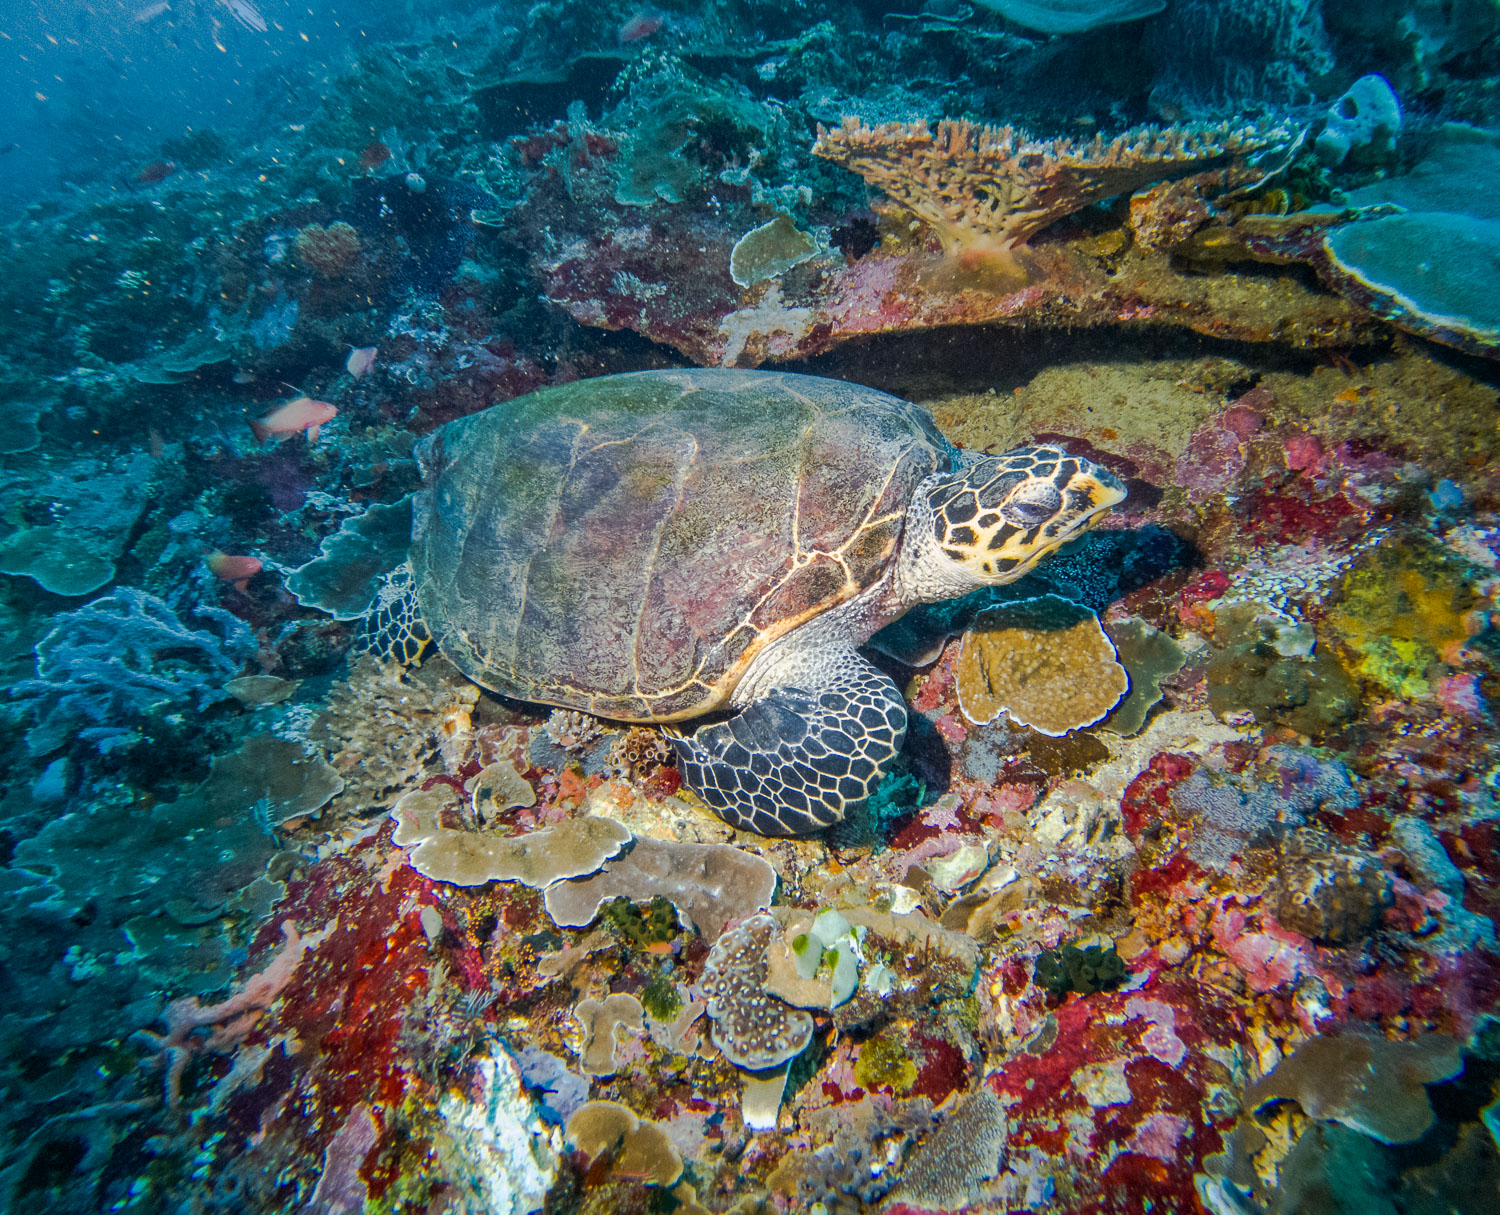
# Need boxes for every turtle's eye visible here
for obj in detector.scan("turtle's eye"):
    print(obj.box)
[1005,488,1061,527]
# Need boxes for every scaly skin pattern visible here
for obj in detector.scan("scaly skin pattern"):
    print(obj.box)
[672,641,907,836]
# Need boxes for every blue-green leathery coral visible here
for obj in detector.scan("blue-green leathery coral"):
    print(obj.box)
[1320,124,1500,356]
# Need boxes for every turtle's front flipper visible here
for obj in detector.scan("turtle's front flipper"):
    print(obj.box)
[358,563,432,666]
[670,650,907,836]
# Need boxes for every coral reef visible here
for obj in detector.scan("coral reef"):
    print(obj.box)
[886,1086,1009,1211]
[285,496,414,620]
[2,4,1500,1213]
[564,1100,683,1187]
[573,993,644,1077]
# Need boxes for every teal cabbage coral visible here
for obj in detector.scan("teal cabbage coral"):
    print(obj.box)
[1322,124,1500,355]
[286,496,413,620]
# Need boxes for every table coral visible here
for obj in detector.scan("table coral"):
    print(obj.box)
[813,115,1291,261]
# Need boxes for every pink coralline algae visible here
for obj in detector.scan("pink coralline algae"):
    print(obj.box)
[132,920,334,1109]
[1124,1112,1192,1163]
[1126,996,1188,1068]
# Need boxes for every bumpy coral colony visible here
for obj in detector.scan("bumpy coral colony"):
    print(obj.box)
[2,3,1500,1215]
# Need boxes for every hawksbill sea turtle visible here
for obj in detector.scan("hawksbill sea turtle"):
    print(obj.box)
[377,368,1124,837]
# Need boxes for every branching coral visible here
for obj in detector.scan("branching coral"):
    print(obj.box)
[132,921,333,1109]
[813,115,1292,257]
[12,587,257,755]
[311,655,480,811]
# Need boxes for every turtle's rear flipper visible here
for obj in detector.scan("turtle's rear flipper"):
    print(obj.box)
[671,651,907,836]
[357,563,432,666]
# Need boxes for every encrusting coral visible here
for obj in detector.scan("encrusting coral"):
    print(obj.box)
[813,115,1292,258]
[956,596,1129,735]
[1244,1032,1463,1145]
[543,836,777,942]
[391,792,632,887]
[564,1100,683,1187]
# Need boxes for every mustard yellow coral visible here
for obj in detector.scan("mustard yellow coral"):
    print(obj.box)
[1328,538,1486,698]
[956,596,1129,735]
[853,1029,917,1094]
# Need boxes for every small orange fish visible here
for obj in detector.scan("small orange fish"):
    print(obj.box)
[346,346,378,378]
[206,551,263,591]
[134,160,176,184]
[249,396,337,444]
[359,141,392,172]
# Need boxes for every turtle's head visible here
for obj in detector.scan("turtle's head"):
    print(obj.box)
[897,444,1126,604]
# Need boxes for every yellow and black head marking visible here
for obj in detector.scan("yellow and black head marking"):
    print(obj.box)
[926,444,1126,582]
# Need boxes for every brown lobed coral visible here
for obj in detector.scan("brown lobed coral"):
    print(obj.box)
[564,1100,683,1187]
[294,221,362,276]
[956,596,1129,736]
[543,836,777,942]
[390,792,632,887]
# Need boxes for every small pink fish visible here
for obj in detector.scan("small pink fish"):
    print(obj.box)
[249,396,337,444]
[207,551,263,591]
[346,346,378,378]
[619,9,665,43]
